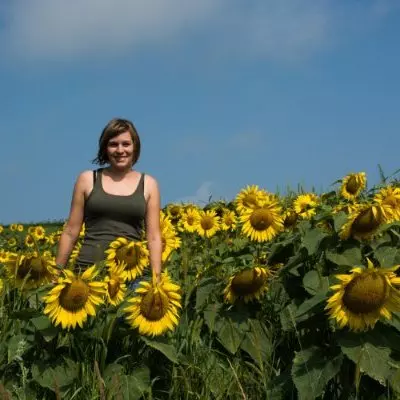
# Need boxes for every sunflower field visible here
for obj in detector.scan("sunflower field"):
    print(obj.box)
[2,172,400,399]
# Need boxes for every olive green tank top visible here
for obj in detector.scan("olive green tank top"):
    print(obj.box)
[76,168,146,266]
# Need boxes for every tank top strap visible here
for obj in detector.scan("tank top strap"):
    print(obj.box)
[138,172,145,194]
[93,168,103,189]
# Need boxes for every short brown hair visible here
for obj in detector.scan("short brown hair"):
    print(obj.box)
[93,118,141,166]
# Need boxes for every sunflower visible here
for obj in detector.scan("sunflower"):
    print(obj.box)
[374,186,400,222]
[0,249,8,263]
[224,267,269,304]
[124,271,182,336]
[195,210,220,238]
[4,251,57,289]
[43,266,106,330]
[161,229,181,262]
[69,241,82,267]
[220,210,238,231]
[165,204,183,222]
[17,224,24,232]
[0,225,4,234]
[340,172,366,201]
[160,211,175,233]
[0,278,3,294]
[105,238,149,281]
[332,202,360,215]
[24,234,35,248]
[235,185,268,214]
[283,209,298,229]
[179,208,200,233]
[10,224,17,231]
[105,264,127,306]
[33,225,46,240]
[340,203,391,241]
[240,197,283,242]
[7,238,17,248]
[293,193,319,219]
[325,259,400,331]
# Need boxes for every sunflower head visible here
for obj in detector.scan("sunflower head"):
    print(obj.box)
[283,209,298,228]
[340,172,367,201]
[124,271,182,336]
[43,266,106,330]
[340,203,389,241]
[105,264,126,306]
[293,193,319,219]
[326,259,400,331]
[374,186,400,222]
[224,267,269,304]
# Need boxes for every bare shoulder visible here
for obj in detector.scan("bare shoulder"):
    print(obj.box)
[74,170,94,192]
[143,174,160,201]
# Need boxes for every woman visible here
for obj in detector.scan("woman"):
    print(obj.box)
[55,118,162,283]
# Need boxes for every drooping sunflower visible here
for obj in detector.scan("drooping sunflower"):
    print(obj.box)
[340,203,391,241]
[105,238,149,281]
[374,185,400,222]
[340,172,367,201]
[293,193,320,219]
[5,251,57,289]
[235,185,268,214]
[240,197,283,242]
[195,210,220,238]
[179,208,200,233]
[105,264,127,306]
[43,266,106,330]
[325,259,400,331]
[220,210,238,231]
[224,267,269,304]
[124,271,182,336]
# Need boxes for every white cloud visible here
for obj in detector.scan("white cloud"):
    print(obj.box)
[175,181,214,205]
[0,0,331,61]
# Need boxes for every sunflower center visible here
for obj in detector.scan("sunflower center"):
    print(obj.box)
[140,289,169,320]
[187,215,195,225]
[108,279,120,299]
[250,209,273,231]
[59,280,90,311]
[384,195,398,208]
[345,176,360,195]
[170,207,180,217]
[342,272,388,314]
[200,216,214,231]
[116,245,140,268]
[352,207,382,233]
[231,268,266,296]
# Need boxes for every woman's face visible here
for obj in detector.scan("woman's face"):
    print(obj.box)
[106,131,134,169]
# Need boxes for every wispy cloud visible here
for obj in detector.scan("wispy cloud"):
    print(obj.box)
[0,0,332,61]
[175,181,214,205]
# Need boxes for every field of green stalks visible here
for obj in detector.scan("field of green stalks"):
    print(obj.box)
[1,171,400,399]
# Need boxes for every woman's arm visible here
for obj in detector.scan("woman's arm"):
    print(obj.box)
[144,175,162,282]
[55,172,89,269]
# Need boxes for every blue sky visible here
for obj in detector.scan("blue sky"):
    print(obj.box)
[1,0,400,224]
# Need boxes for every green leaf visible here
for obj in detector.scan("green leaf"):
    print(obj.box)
[31,358,78,393]
[301,229,328,255]
[374,246,400,267]
[31,315,59,342]
[141,336,178,363]
[7,334,32,363]
[195,277,218,310]
[203,302,222,332]
[333,212,348,232]
[325,247,362,267]
[295,293,327,322]
[302,270,329,296]
[291,347,343,400]
[9,308,41,320]
[106,366,151,400]
[240,320,272,369]
[280,303,297,332]
[339,334,393,386]
[217,318,245,354]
